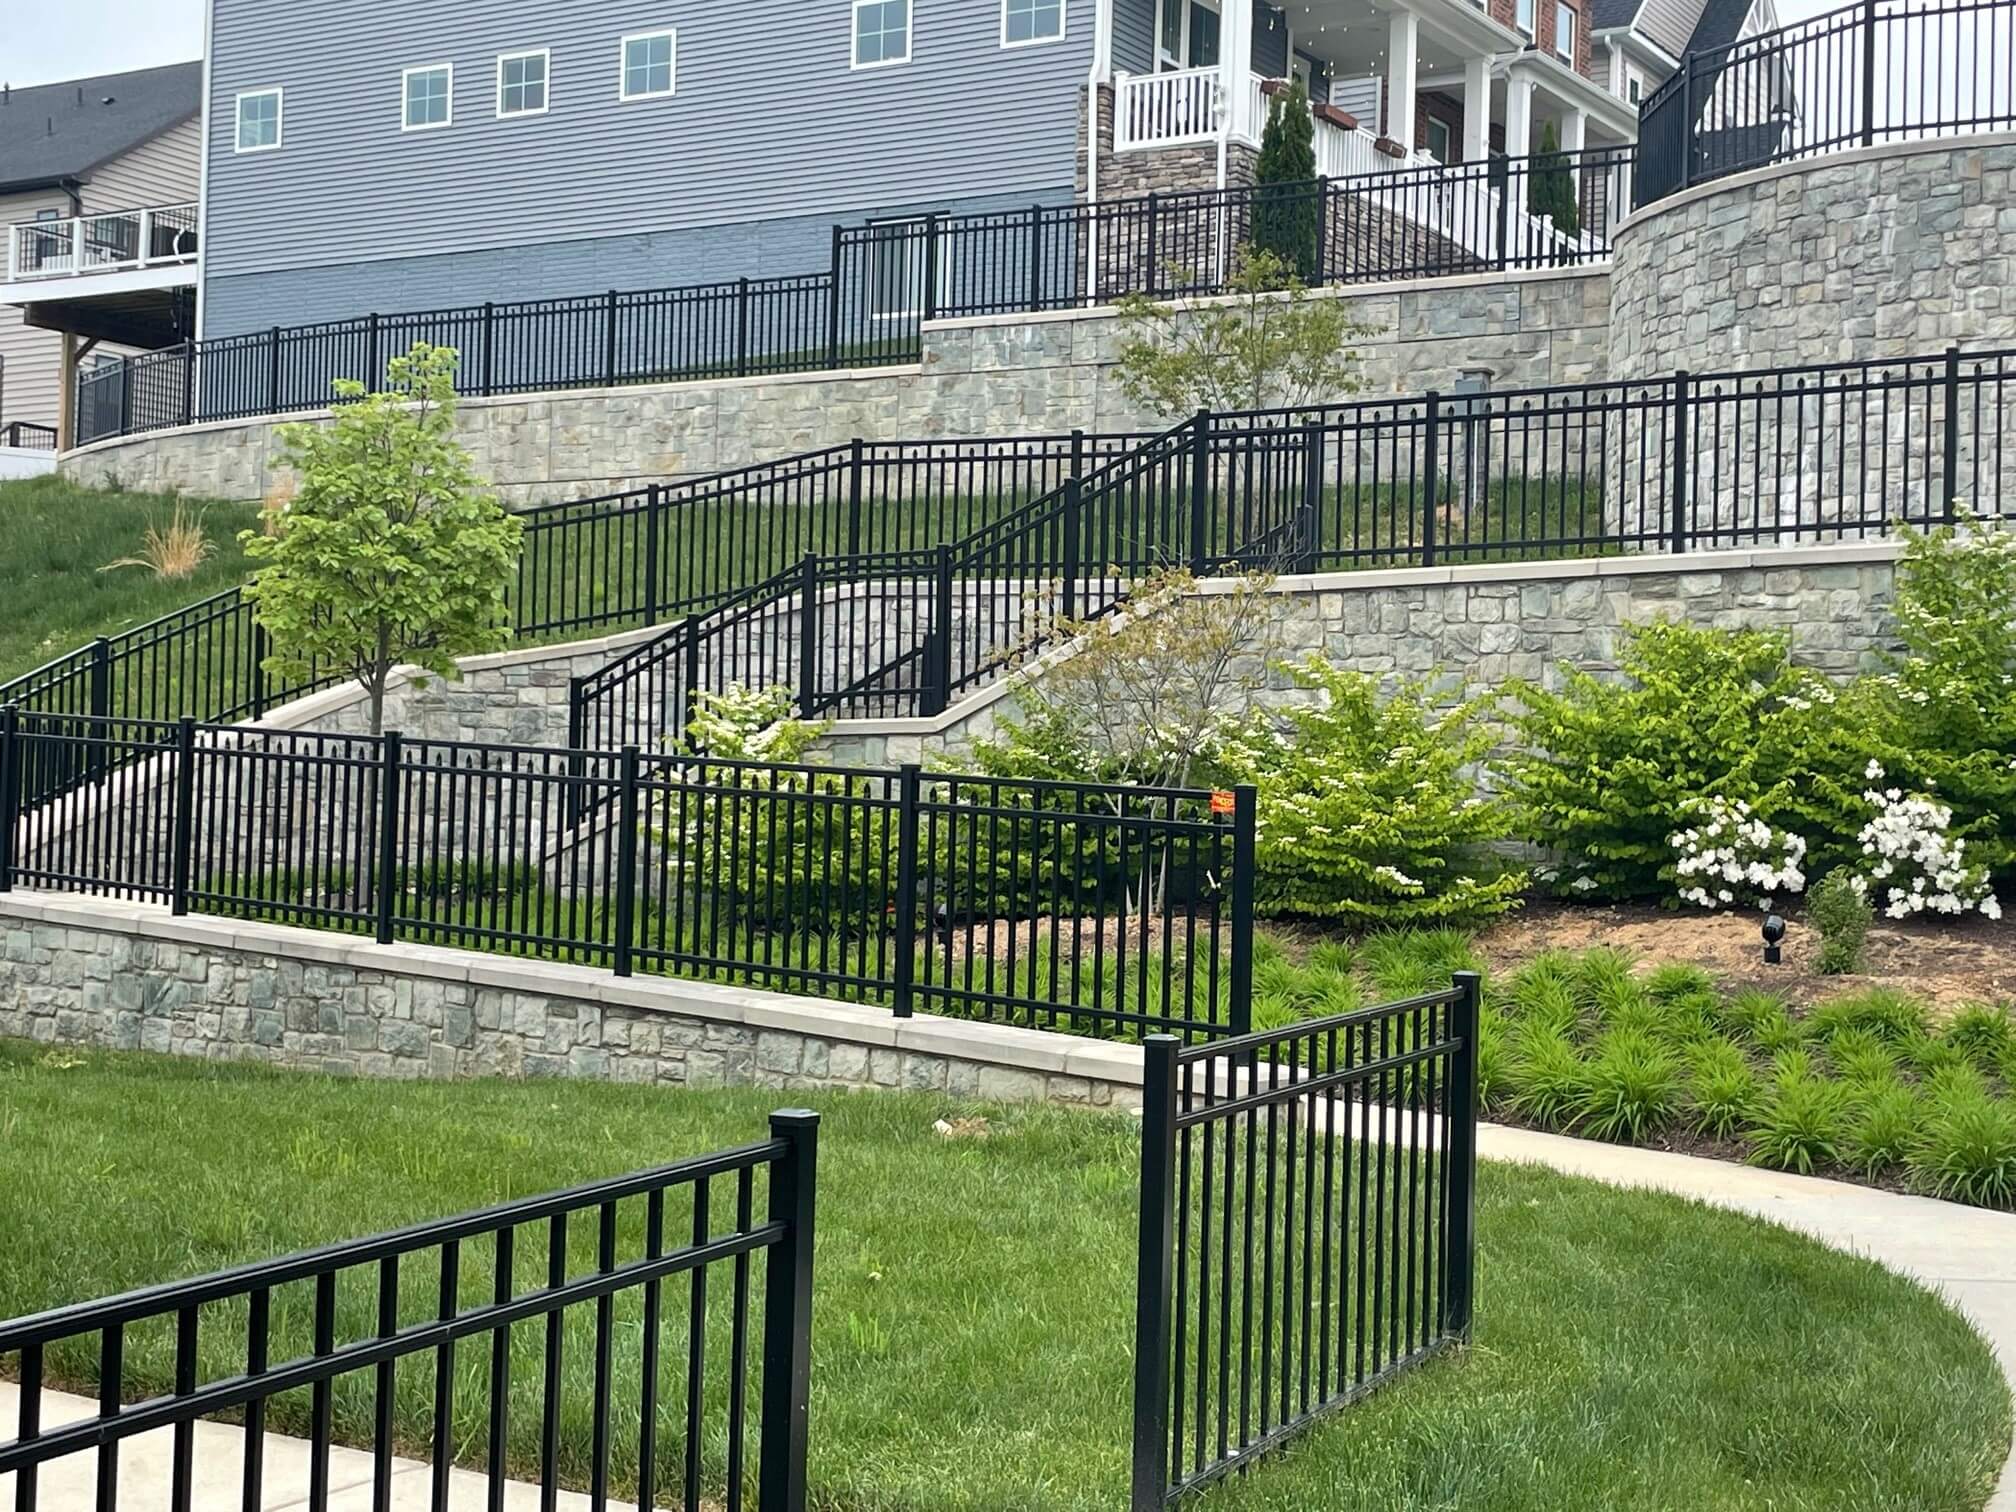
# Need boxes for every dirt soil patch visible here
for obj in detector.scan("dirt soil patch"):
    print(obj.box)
[1475,899,2016,1015]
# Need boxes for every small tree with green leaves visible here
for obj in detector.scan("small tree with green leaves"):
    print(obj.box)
[1252,80,1320,279]
[1527,121,1582,239]
[241,343,523,735]
[1112,248,1378,419]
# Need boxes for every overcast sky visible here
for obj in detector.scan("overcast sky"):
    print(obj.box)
[5,1,204,88]
[0,0,1853,91]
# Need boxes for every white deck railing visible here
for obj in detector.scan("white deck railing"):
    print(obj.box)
[1115,68,1226,150]
[6,202,199,283]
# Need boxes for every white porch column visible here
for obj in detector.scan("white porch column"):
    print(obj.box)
[1461,54,1491,162]
[1560,105,1587,204]
[1386,8,1420,153]
[1504,70,1535,160]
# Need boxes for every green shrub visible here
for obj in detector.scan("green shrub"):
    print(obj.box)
[1941,1004,2016,1077]
[1844,1084,1923,1177]
[1747,1067,1849,1175]
[1825,1028,1901,1091]
[1210,658,1526,924]
[1510,973,1582,1041]
[1476,1004,1509,1108]
[1576,1031,1683,1143]
[1688,1040,1762,1140]
[1906,1090,2016,1208]
[1504,622,1830,900]
[1569,948,1640,1014]
[1721,989,1801,1054]
[1807,871,1874,976]
[1507,1028,1591,1132]
[1803,988,1930,1050]
[1644,963,1717,1002]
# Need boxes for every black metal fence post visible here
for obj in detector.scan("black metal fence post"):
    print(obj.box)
[374,731,403,947]
[1299,421,1324,572]
[1130,1033,1180,1511]
[1670,370,1693,551]
[1445,970,1483,1341]
[267,326,282,415]
[1229,786,1256,1042]
[248,618,272,721]
[118,357,134,440]
[1188,409,1212,574]
[1679,57,1696,191]
[1860,0,1879,147]
[365,312,380,391]
[924,544,955,718]
[1942,345,1962,518]
[1313,174,1332,283]
[1420,393,1442,570]
[181,342,195,427]
[736,277,752,379]
[169,716,196,916]
[847,439,866,558]
[642,483,663,627]
[1061,475,1083,622]
[1028,202,1047,313]
[481,302,497,397]
[613,745,640,978]
[604,290,621,387]
[86,638,111,788]
[679,616,702,745]
[891,763,921,1019]
[0,704,19,893]
[758,1108,820,1512]
[1145,191,1161,298]
[797,554,821,718]
[921,214,942,334]
[825,227,845,370]
[566,678,589,826]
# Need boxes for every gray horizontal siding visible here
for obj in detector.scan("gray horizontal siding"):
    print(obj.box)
[204,0,1095,286]
[1252,5,1289,76]
[1113,0,1157,72]
[202,185,1073,339]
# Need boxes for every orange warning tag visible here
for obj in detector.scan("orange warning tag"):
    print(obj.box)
[1210,790,1236,816]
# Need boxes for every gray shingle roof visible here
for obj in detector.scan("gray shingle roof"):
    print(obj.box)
[0,61,202,196]
[1591,0,1646,34]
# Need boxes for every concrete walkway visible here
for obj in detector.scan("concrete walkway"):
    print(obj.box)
[1480,1121,2016,1512]
[5,1128,2014,1510]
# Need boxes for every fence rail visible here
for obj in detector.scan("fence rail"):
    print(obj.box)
[2,421,58,450]
[0,714,1255,1044]
[1131,976,1481,1506]
[1636,0,2016,205]
[0,1118,818,1512]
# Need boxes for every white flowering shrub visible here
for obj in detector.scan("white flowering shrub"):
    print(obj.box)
[682,683,829,763]
[1851,761,2001,921]
[1669,796,1808,910]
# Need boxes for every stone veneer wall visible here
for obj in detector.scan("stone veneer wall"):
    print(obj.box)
[814,543,1905,768]
[1610,135,2016,376]
[59,268,1612,505]
[0,892,1144,1109]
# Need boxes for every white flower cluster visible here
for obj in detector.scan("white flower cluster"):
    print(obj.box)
[1669,796,1808,911]
[1373,865,1424,892]
[1852,762,2002,921]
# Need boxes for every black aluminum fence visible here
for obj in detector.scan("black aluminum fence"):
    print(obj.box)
[1637,0,2016,205]
[0,1120,818,1512]
[1131,976,1481,1507]
[75,149,1635,449]
[574,347,2016,753]
[0,713,1254,1043]
[3,421,57,450]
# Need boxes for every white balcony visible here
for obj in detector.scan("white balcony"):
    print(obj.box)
[6,202,199,285]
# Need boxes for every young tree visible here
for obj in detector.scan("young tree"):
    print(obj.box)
[1252,80,1320,279]
[1527,121,1582,239]
[1112,247,1379,418]
[241,343,524,735]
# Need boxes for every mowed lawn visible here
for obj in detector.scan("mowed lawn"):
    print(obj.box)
[0,1040,2006,1511]
[0,476,259,687]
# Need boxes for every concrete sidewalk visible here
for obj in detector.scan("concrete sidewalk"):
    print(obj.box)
[1480,1121,2016,1512]
[5,1126,2013,1511]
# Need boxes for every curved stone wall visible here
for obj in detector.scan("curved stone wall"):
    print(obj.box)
[1610,134,2016,378]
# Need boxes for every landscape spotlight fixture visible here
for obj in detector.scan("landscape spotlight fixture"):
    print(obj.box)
[1762,913,1787,966]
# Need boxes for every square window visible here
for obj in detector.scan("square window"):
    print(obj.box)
[622,32,677,99]
[1003,0,1064,46]
[403,65,452,130]
[236,89,282,152]
[497,50,549,117]
[853,0,911,68]
[1555,2,1576,59]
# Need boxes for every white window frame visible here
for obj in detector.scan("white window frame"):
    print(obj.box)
[1515,0,1535,36]
[1555,2,1576,60]
[1153,0,1222,71]
[495,48,551,119]
[851,0,913,69]
[1001,0,1065,48]
[401,64,454,132]
[234,88,284,154]
[619,30,678,101]
[1626,68,1643,104]
[1426,116,1452,163]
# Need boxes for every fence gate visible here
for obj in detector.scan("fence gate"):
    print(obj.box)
[1130,975,1481,1506]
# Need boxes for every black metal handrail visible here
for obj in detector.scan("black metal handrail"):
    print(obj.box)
[0,1115,819,1512]
[1636,0,2016,206]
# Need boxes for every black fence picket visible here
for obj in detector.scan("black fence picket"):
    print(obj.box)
[1131,974,1481,1507]
[0,1119,820,1512]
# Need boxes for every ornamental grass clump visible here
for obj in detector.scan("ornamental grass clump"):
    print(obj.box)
[1579,1031,1684,1144]
[1941,1004,2016,1076]
[1687,1039,1762,1141]
[1844,1084,1923,1178]
[1747,1065,1850,1175]
[1906,1090,2016,1209]
[1507,1028,1592,1132]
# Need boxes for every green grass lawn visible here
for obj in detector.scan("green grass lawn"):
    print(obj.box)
[0,1039,2006,1511]
[0,476,260,688]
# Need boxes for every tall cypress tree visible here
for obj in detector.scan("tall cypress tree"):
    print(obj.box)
[1527,121,1582,239]
[1252,80,1321,280]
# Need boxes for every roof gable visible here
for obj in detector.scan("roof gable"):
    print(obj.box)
[0,60,203,196]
